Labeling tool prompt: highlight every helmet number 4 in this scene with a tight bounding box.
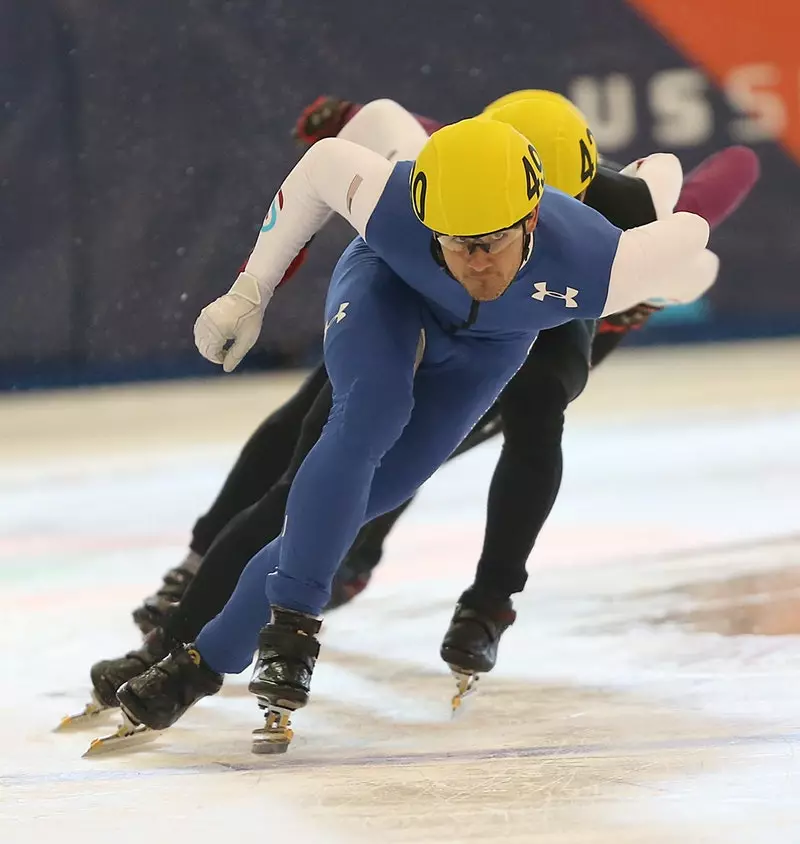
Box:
[523,144,544,202]
[579,128,596,185]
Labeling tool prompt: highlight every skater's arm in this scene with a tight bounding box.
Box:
[243,138,393,303]
[601,213,717,317]
[583,166,658,231]
[619,153,683,220]
[266,100,433,289]
[591,145,760,363]
[194,139,393,372]
[337,99,431,162]
[674,146,760,227]
[599,146,759,231]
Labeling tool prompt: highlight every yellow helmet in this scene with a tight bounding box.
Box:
[410,117,544,237]
[483,89,545,112]
[484,91,598,198]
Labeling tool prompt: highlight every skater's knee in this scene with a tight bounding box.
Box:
[248,368,327,442]
[332,377,413,458]
[506,404,564,442]
[511,348,589,408]
[500,381,566,452]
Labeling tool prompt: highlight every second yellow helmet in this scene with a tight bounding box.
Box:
[484,90,598,198]
[483,89,543,112]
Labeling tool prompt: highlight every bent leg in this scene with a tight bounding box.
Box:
[470,321,592,601]
[196,255,423,672]
[190,364,328,555]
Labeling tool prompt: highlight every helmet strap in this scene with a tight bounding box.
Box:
[430,237,452,276]
[517,225,535,275]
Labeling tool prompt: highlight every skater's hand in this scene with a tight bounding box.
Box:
[194,271,267,372]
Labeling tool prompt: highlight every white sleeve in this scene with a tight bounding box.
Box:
[243,138,393,300]
[338,99,430,162]
[620,153,683,220]
[601,212,717,316]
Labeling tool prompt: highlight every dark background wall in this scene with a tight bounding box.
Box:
[1,0,797,389]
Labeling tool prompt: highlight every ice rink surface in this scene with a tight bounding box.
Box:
[1,340,799,843]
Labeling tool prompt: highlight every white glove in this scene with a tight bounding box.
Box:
[194,271,267,373]
[602,212,714,317]
[645,248,719,307]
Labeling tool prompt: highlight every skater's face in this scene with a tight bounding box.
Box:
[437,212,539,302]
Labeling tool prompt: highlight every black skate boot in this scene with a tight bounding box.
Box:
[116,643,223,732]
[248,607,322,754]
[81,643,222,756]
[54,626,177,734]
[90,626,176,709]
[440,594,516,712]
[293,95,355,145]
[132,550,201,635]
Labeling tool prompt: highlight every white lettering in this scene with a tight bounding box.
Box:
[569,74,637,151]
[726,63,786,142]
[649,68,713,146]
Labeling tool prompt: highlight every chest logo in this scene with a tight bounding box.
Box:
[531,283,579,308]
[324,302,350,338]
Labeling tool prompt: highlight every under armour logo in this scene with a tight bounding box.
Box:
[324,301,350,337]
[531,283,579,308]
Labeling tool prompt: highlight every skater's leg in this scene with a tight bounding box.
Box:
[467,320,593,603]
[165,379,334,644]
[336,398,504,590]
[132,364,329,633]
[335,501,414,579]
[190,363,328,555]
[114,259,425,730]
[91,379,335,707]
[439,322,592,691]
[196,257,424,673]
[361,336,532,524]
[241,332,532,732]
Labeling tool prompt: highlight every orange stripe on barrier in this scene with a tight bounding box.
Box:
[627,0,800,161]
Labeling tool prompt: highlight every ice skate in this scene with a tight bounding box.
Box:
[248,607,322,754]
[91,626,175,707]
[293,95,355,145]
[440,597,516,714]
[132,550,201,635]
[55,626,175,732]
[115,643,223,732]
[53,691,116,732]
[82,710,158,757]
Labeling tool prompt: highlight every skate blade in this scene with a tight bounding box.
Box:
[53,695,115,733]
[82,714,158,757]
[449,668,479,716]
[251,704,295,755]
